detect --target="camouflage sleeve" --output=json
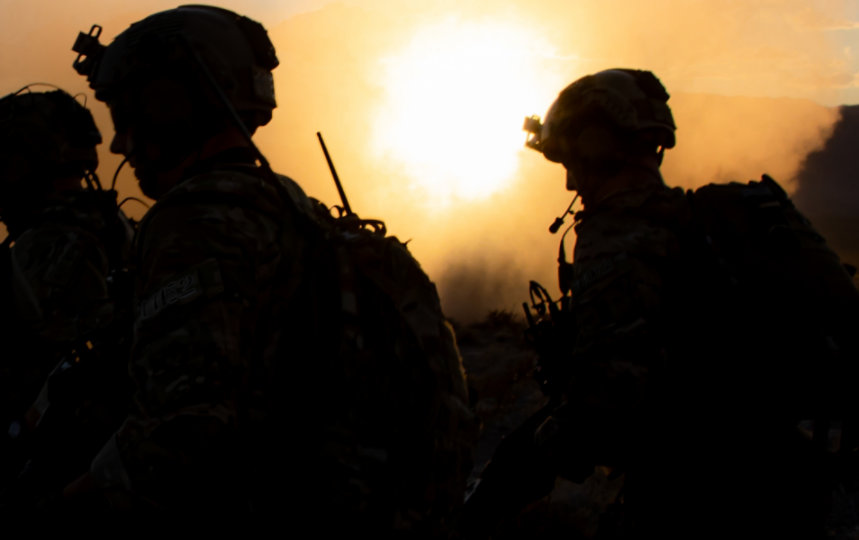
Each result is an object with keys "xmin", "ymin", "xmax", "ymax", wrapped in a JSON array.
[
  {"xmin": 556, "ymin": 206, "xmax": 681, "ymax": 456},
  {"xmin": 92, "ymin": 173, "xmax": 295, "ymax": 508},
  {"xmin": 4, "ymin": 223, "xmax": 114, "ymax": 421},
  {"xmin": 10, "ymin": 222, "xmax": 113, "ymax": 343}
]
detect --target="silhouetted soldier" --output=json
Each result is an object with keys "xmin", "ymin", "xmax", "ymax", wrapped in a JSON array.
[
  {"xmin": 464, "ymin": 68, "xmax": 859, "ymax": 538},
  {"xmin": 69, "ymin": 5, "xmax": 475, "ymax": 531},
  {"xmin": 0, "ymin": 87, "xmax": 134, "ymax": 508}
]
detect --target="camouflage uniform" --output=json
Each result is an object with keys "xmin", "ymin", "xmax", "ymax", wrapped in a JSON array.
[
  {"xmin": 537, "ymin": 176, "xmax": 859, "ymax": 538},
  {"xmin": 72, "ymin": 6, "xmax": 474, "ymax": 529},
  {"xmin": 0, "ymin": 189, "xmax": 133, "ymax": 506},
  {"xmin": 0, "ymin": 86, "xmax": 134, "ymax": 504},
  {"xmin": 9, "ymin": 191, "xmax": 124, "ymax": 346},
  {"xmin": 467, "ymin": 68, "xmax": 859, "ymax": 538},
  {"xmin": 88, "ymin": 157, "xmax": 475, "ymax": 532},
  {"xmin": 564, "ymin": 185, "xmax": 687, "ymax": 422},
  {"xmin": 84, "ymin": 158, "xmax": 294, "ymax": 508}
]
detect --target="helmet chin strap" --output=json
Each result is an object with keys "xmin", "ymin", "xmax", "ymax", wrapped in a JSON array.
[{"xmin": 178, "ymin": 36, "xmax": 276, "ymax": 183}]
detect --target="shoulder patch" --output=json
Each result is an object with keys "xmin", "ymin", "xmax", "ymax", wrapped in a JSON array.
[{"xmin": 138, "ymin": 259, "xmax": 224, "ymax": 322}]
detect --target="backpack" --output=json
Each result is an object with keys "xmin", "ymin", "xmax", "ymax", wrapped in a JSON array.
[
  {"xmin": 685, "ymin": 174, "xmax": 859, "ymax": 450},
  {"xmin": 269, "ymin": 176, "xmax": 476, "ymax": 532}
]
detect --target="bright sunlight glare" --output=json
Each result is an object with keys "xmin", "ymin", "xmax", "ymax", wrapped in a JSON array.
[{"xmin": 372, "ymin": 17, "xmax": 563, "ymax": 209}]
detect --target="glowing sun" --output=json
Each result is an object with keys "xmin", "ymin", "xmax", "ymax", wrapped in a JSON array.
[{"xmin": 372, "ymin": 17, "xmax": 560, "ymax": 209}]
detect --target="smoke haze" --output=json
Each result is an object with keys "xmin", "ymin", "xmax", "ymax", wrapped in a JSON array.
[{"xmin": 1, "ymin": 0, "xmax": 857, "ymax": 322}]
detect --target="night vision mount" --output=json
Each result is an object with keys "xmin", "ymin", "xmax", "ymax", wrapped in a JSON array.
[
  {"xmin": 523, "ymin": 114, "xmax": 543, "ymax": 152},
  {"xmin": 72, "ymin": 25, "xmax": 105, "ymax": 82},
  {"xmin": 522, "ymin": 113, "xmax": 579, "ymax": 235}
]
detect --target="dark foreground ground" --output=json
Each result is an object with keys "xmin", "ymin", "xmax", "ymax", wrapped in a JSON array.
[
  {"xmin": 453, "ymin": 311, "xmax": 626, "ymax": 538},
  {"xmin": 453, "ymin": 311, "xmax": 859, "ymax": 539}
]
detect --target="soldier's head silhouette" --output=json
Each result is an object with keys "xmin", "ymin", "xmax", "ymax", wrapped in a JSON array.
[
  {"xmin": 524, "ymin": 69, "xmax": 675, "ymax": 206},
  {"xmin": 72, "ymin": 5, "xmax": 279, "ymax": 199},
  {"xmin": 0, "ymin": 87, "xmax": 102, "ymax": 234}
]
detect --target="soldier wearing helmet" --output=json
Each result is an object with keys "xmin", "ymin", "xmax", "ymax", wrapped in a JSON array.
[
  {"xmin": 66, "ymin": 4, "xmax": 315, "ymax": 518},
  {"xmin": 71, "ymin": 4, "xmax": 279, "ymax": 200},
  {"xmin": 0, "ymin": 87, "xmax": 134, "ymax": 507},
  {"xmin": 67, "ymin": 5, "xmax": 470, "ymax": 530},
  {"xmin": 525, "ymin": 68, "xmax": 676, "ymax": 206},
  {"xmin": 464, "ymin": 69, "xmax": 859, "ymax": 538},
  {"xmin": 0, "ymin": 88, "xmax": 103, "ymax": 235}
]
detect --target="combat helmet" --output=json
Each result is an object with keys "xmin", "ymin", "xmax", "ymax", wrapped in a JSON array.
[
  {"xmin": 524, "ymin": 69, "xmax": 676, "ymax": 163},
  {"xmin": 0, "ymin": 87, "xmax": 101, "ymax": 187},
  {"xmin": 72, "ymin": 4, "xmax": 279, "ymax": 132}
]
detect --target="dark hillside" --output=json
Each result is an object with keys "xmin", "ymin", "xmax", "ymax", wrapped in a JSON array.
[{"xmin": 794, "ymin": 105, "xmax": 859, "ymax": 267}]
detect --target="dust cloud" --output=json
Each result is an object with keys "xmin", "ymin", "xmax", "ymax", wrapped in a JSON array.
[
  {"xmin": 256, "ymin": 1, "xmax": 852, "ymax": 321},
  {"xmin": 0, "ymin": 0, "xmax": 855, "ymax": 322}
]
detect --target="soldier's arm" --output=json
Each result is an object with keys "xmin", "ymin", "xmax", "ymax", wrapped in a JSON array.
[
  {"xmin": 10, "ymin": 223, "xmax": 113, "ymax": 344},
  {"xmin": 85, "ymin": 184, "xmax": 291, "ymax": 508}
]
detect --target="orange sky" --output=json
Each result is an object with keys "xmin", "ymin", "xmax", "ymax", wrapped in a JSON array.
[{"xmin": 1, "ymin": 0, "xmax": 857, "ymax": 321}]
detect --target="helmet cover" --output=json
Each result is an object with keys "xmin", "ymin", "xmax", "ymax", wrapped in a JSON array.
[
  {"xmin": 538, "ymin": 69, "xmax": 676, "ymax": 163},
  {"xmin": 0, "ymin": 88, "xmax": 101, "ymax": 183},
  {"xmin": 74, "ymin": 5, "xmax": 279, "ymax": 130}
]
